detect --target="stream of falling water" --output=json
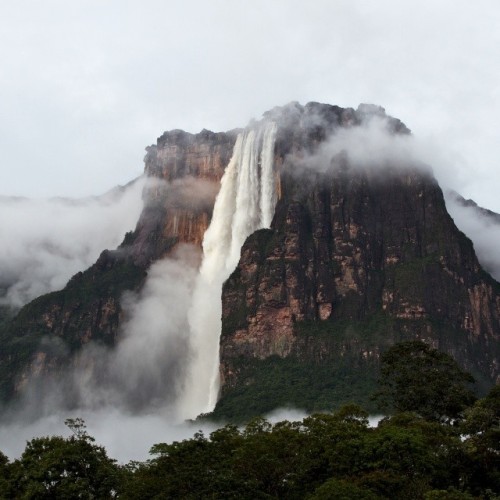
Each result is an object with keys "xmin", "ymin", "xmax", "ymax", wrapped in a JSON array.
[{"xmin": 178, "ymin": 121, "xmax": 278, "ymax": 419}]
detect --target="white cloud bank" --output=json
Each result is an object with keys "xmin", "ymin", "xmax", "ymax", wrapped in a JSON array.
[{"xmin": 0, "ymin": 178, "xmax": 145, "ymax": 308}]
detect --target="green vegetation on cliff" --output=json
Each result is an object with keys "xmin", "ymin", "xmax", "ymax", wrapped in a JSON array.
[
  {"xmin": 216, "ymin": 313, "xmax": 462, "ymax": 423},
  {"xmin": 0, "ymin": 253, "xmax": 146, "ymax": 403},
  {"xmin": 213, "ymin": 354, "xmax": 379, "ymax": 422}
]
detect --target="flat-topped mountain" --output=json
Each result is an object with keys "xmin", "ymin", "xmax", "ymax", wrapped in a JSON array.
[{"xmin": 1, "ymin": 102, "xmax": 498, "ymax": 421}]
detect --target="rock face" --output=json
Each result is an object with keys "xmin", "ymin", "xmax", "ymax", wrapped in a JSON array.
[
  {"xmin": 130, "ymin": 129, "xmax": 237, "ymax": 265},
  {"xmin": 0, "ymin": 129, "xmax": 237, "ymax": 401},
  {"xmin": 220, "ymin": 167, "xmax": 500, "ymax": 376}
]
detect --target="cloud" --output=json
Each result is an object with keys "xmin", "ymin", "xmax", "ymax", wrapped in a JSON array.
[
  {"xmin": 282, "ymin": 108, "xmax": 479, "ymax": 198},
  {"xmin": 445, "ymin": 194, "xmax": 500, "ymax": 281},
  {"xmin": 0, "ymin": 178, "xmax": 146, "ymax": 308},
  {"xmin": 281, "ymin": 110, "xmax": 500, "ymax": 287},
  {"xmin": 166, "ymin": 177, "xmax": 219, "ymax": 211},
  {"xmin": 283, "ymin": 111, "xmax": 427, "ymax": 180},
  {"xmin": 87, "ymin": 244, "xmax": 202, "ymax": 414},
  {"xmin": 1, "ymin": 0, "xmax": 499, "ymax": 214}
]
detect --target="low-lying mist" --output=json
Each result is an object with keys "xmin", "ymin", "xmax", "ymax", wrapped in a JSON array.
[
  {"xmin": 4, "ymin": 244, "xmax": 202, "ymax": 423},
  {"xmin": 0, "ymin": 406, "xmax": 383, "ymax": 464},
  {"xmin": 0, "ymin": 178, "xmax": 146, "ymax": 308}
]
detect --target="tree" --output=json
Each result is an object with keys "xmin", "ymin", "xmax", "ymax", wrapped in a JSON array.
[
  {"xmin": 376, "ymin": 341, "xmax": 476, "ymax": 423},
  {"xmin": 9, "ymin": 418, "xmax": 120, "ymax": 499},
  {"xmin": 310, "ymin": 478, "xmax": 381, "ymax": 499},
  {"xmin": 460, "ymin": 385, "xmax": 500, "ymax": 495},
  {"xmin": 0, "ymin": 450, "xmax": 14, "ymax": 498}
]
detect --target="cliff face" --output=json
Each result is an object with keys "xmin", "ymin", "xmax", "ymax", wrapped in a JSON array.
[
  {"xmin": 215, "ymin": 104, "xmax": 500, "ymax": 419},
  {"xmin": 0, "ymin": 129, "xmax": 237, "ymax": 401},
  {"xmin": 129, "ymin": 129, "xmax": 237, "ymax": 265}
]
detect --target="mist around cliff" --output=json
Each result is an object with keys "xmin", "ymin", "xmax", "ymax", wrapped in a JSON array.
[
  {"xmin": 0, "ymin": 176, "xmax": 221, "ymax": 449},
  {"xmin": 0, "ymin": 406, "xmax": 317, "ymax": 463},
  {"xmin": 1, "ymin": 243, "xmax": 202, "ymax": 425},
  {"xmin": 77, "ymin": 243, "xmax": 201, "ymax": 414},
  {"xmin": 287, "ymin": 111, "xmax": 430, "ymax": 176},
  {"xmin": 0, "ymin": 177, "xmax": 146, "ymax": 308},
  {"xmin": 445, "ymin": 194, "xmax": 500, "ymax": 281},
  {"xmin": 166, "ymin": 176, "xmax": 219, "ymax": 211},
  {"xmin": 1, "ymin": 111, "xmax": 500, "ymax": 463},
  {"xmin": 282, "ymin": 108, "xmax": 500, "ymax": 280}
]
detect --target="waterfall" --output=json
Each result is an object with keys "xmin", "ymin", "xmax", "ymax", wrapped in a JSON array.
[{"xmin": 178, "ymin": 121, "xmax": 278, "ymax": 418}]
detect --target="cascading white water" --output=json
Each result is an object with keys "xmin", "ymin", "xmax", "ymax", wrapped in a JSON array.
[{"xmin": 178, "ymin": 121, "xmax": 278, "ymax": 419}]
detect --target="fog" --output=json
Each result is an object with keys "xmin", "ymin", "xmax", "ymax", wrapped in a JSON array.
[
  {"xmin": 445, "ymin": 193, "xmax": 500, "ymax": 281},
  {"xmin": 0, "ymin": 406, "xmax": 382, "ymax": 464},
  {"xmin": 0, "ymin": 178, "xmax": 145, "ymax": 308},
  {"xmin": 287, "ymin": 107, "xmax": 482, "ymax": 203},
  {"xmin": 80, "ymin": 244, "xmax": 202, "ymax": 415},
  {"xmin": 0, "ymin": 408, "xmax": 219, "ymax": 463},
  {"xmin": 292, "ymin": 113, "xmax": 416, "ymax": 174},
  {"xmin": 4, "ymin": 244, "xmax": 203, "ymax": 424},
  {"xmin": 0, "ymin": 407, "xmax": 301, "ymax": 463},
  {"xmin": 308, "ymin": 112, "xmax": 500, "ymax": 281},
  {"xmin": 310, "ymin": 112, "xmax": 500, "ymax": 281}
]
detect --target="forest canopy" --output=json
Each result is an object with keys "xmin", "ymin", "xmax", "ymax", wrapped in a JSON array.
[{"xmin": 0, "ymin": 342, "xmax": 498, "ymax": 498}]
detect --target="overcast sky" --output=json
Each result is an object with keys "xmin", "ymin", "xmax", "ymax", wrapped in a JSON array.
[{"xmin": 1, "ymin": 1, "xmax": 499, "ymax": 210}]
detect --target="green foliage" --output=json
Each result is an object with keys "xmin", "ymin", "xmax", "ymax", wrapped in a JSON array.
[
  {"xmin": 0, "ymin": 305, "xmax": 15, "ymax": 333},
  {"xmin": 0, "ymin": 256, "xmax": 146, "ymax": 402},
  {"xmin": 376, "ymin": 341, "xmax": 476, "ymax": 423},
  {"xmin": 2, "ymin": 392, "xmax": 500, "ymax": 498},
  {"xmin": 216, "ymin": 313, "xmax": 406, "ymax": 422},
  {"xmin": 119, "ymin": 399, "xmax": 500, "ymax": 498},
  {"xmin": 295, "ymin": 312, "xmax": 395, "ymax": 345},
  {"xmin": 5, "ymin": 419, "xmax": 120, "ymax": 499},
  {"xmin": 212, "ymin": 354, "xmax": 380, "ymax": 422},
  {"xmin": 424, "ymin": 489, "xmax": 475, "ymax": 499},
  {"xmin": 0, "ymin": 450, "xmax": 13, "ymax": 498},
  {"xmin": 310, "ymin": 478, "xmax": 382, "ymax": 499},
  {"xmin": 459, "ymin": 384, "xmax": 500, "ymax": 495}
]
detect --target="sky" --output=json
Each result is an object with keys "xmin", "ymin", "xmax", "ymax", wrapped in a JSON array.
[{"xmin": 1, "ymin": 1, "xmax": 500, "ymax": 210}]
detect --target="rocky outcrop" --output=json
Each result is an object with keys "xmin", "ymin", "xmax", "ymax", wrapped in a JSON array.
[{"xmin": 126, "ymin": 129, "xmax": 237, "ymax": 266}]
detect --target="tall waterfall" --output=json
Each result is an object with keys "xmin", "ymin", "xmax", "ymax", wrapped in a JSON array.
[{"xmin": 178, "ymin": 121, "xmax": 278, "ymax": 419}]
